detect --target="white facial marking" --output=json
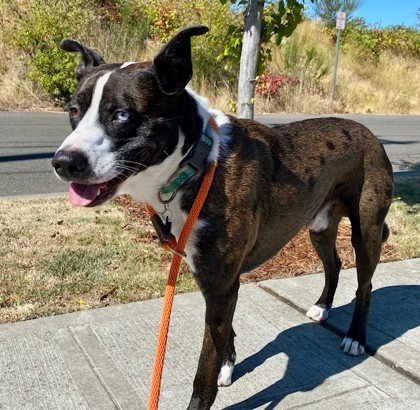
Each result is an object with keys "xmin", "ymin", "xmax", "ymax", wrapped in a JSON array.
[
  {"xmin": 78, "ymin": 72, "xmax": 112, "ymax": 129},
  {"xmin": 57, "ymin": 71, "xmax": 117, "ymax": 183}
]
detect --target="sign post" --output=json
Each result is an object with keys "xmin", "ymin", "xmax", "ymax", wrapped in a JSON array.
[{"xmin": 330, "ymin": 11, "xmax": 346, "ymax": 111}]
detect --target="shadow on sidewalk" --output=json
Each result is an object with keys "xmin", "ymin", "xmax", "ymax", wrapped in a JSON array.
[{"xmin": 225, "ymin": 285, "xmax": 420, "ymax": 410}]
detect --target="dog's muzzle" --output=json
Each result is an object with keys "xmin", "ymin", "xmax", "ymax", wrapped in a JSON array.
[
  {"xmin": 52, "ymin": 149, "xmax": 90, "ymax": 181},
  {"xmin": 51, "ymin": 149, "xmax": 130, "ymax": 207}
]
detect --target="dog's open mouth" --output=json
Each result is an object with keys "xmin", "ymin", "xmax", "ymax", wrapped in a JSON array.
[{"xmin": 69, "ymin": 175, "xmax": 128, "ymax": 207}]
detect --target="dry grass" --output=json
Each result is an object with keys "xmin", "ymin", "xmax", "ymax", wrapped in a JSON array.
[
  {"xmin": 263, "ymin": 21, "xmax": 420, "ymax": 115},
  {"xmin": 255, "ymin": 86, "xmax": 331, "ymax": 114},
  {"xmin": 0, "ymin": 67, "xmax": 53, "ymax": 111},
  {"xmin": 0, "ymin": 44, "xmax": 53, "ymax": 111},
  {"xmin": 0, "ymin": 198, "xmax": 197, "ymax": 323},
  {"xmin": 386, "ymin": 174, "xmax": 420, "ymax": 258},
  {"xmin": 335, "ymin": 51, "xmax": 420, "ymax": 114}
]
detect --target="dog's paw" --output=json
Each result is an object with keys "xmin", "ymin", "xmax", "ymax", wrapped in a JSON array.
[
  {"xmin": 217, "ymin": 360, "xmax": 234, "ymax": 387},
  {"xmin": 306, "ymin": 305, "xmax": 329, "ymax": 322},
  {"xmin": 341, "ymin": 337, "xmax": 365, "ymax": 356}
]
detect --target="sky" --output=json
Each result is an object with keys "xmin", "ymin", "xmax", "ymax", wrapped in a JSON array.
[
  {"xmin": 307, "ymin": 0, "xmax": 419, "ymax": 28},
  {"xmin": 352, "ymin": 0, "xmax": 419, "ymax": 28}
]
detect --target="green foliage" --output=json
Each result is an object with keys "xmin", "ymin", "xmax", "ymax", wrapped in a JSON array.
[
  {"xmin": 138, "ymin": 0, "xmax": 240, "ymax": 88},
  {"xmin": 95, "ymin": 0, "xmax": 153, "ymax": 61},
  {"xmin": 276, "ymin": 32, "xmax": 331, "ymax": 83},
  {"xmin": 218, "ymin": 0, "xmax": 308, "ymax": 75},
  {"xmin": 0, "ymin": 0, "xmax": 160, "ymax": 101},
  {"xmin": 0, "ymin": 0, "xmax": 318, "ymax": 102},
  {"xmin": 324, "ymin": 18, "xmax": 420, "ymax": 62},
  {"xmin": 1, "ymin": 0, "xmax": 96, "ymax": 100}
]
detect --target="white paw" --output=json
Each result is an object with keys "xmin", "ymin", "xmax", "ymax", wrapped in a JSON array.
[
  {"xmin": 217, "ymin": 360, "xmax": 234, "ymax": 387},
  {"xmin": 341, "ymin": 337, "xmax": 365, "ymax": 356},
  {"xmin": 306, "ymin": 305, "xmax": 329, "ymax": 322}
]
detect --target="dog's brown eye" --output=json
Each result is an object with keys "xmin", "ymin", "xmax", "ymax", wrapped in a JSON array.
[{"xmin": 69, "ymin": 106, "xmax": 79, "ymax": 118}]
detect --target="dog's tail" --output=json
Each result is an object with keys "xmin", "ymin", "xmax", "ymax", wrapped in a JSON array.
[{"xmin": 382, "ymin": 222, "xmax": 390, "ymax": 243}]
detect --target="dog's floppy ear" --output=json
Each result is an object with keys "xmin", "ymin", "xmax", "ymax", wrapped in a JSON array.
[
  {"xmin": 60, "ymin": 39, "xmax": 105, "ymax": 81},
  {"xmin": 152, "ymin": 26, "xmax": 209, "ymax": 95}
]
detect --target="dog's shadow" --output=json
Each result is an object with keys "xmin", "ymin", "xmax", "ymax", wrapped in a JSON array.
[{"xmin": 224, "ymin": 285, "xmax": 420, "ymax": 410}]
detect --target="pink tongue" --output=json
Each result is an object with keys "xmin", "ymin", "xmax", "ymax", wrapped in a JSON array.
[{"xmin": 69, "ymin": 182, "xmax": 105, "ymax": 206}]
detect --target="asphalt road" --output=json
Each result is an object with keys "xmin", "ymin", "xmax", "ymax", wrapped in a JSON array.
[
  {"xmin": 0, "ymin": 112, "xmax": 419, "ymax": 198},
  {"xmin": 0, "ymin": 112, "xmax": 70, "ymax": 197}
]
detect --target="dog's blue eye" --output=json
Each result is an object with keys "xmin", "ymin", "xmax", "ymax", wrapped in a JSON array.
[{"xmin": 114, "ymin": 111, "xmax": 130, "ymax": 122}]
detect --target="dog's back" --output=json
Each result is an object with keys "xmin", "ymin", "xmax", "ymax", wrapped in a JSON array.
[{"xmin": 215, "ymin": 116, "xmax": 393, "ymax": 272}]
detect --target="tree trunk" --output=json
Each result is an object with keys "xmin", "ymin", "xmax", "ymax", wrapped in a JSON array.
[{"xmin": 237, "ymin": 0, "xmax": 265, "ymax": 119}]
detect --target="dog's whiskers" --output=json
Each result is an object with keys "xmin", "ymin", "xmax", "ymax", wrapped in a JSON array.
[
  {"xmin": 115, "ymin": 160, "xmax": 148, "ymax": 170},
  {"xmin": 115, "ymin": 165, "xmax": 138, "ymax": 173}
]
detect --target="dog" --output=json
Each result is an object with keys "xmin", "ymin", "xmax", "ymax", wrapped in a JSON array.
[{"xmin": 52, "ymin": 26, "xmax": 394, "ymax": 409}]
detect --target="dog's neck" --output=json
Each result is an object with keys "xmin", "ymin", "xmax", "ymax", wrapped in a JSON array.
[{"xmin": 120, "ymin": 89, "xmax": 226, "ymax": 225}]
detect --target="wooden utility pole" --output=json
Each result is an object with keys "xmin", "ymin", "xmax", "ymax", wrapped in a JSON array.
[{"xmin": 237, "ymin": 0, "xmax": 265, "ymax": 119}]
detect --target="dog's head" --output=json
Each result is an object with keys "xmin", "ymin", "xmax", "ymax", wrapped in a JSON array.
[{"xmin": 52, "ymin": 26, "xmax": 209, "ymax": 206}]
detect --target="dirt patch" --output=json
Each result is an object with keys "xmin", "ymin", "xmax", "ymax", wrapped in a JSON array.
[{"xmin": 116, "ymin": 196, "xmax": 400, "ymax": 284}]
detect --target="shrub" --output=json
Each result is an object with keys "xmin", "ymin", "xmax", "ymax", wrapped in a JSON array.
[
  {"xmin": 1, "ymin": 0, "xmax": 153, "ymax": 102},
  {"xmin": 324, "ymin": 18, "xmax": 420, "ymax": 62},
  {"xmin": 273, "ymin": 27, "xmax": 332, "ymax": 94},
  {"xmin": 88, "ymin": 0, "xmax": 153, "ymax": 64},
  {"xmin": 1, "ymin": 0, "xmax": 238, "ymax": 101},
  {"xmin": 256, "ymin": 74, "xmax": 299, "ymax": 97},
  {"xmin": 1, "ymin": 0, "xmax": 98, "ymax": 101},
  {"xmin": 138, "ymin": 0, "xmax": 240, "ymax": 89}
]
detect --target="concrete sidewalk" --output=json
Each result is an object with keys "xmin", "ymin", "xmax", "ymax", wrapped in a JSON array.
[{"xmin": 0, "ymin": 259, "xmax": 419, "ymax": 409}]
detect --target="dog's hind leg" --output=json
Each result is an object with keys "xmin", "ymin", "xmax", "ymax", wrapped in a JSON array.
[
  {"xmin": 342, "ymin": 172, "xmax": 393, "ymax": 356},
  {"xmin": 307, "ymin": 202, "xmax": 344, "ymax": 322}
]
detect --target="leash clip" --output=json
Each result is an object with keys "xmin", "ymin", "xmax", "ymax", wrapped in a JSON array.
[
  {"xmin": 150, "ymin": 212, "xmax": 187, "ymax": 257},
  {"xmin": 150, "ymin": 213, "xmax": 173, "ymax": 243}
]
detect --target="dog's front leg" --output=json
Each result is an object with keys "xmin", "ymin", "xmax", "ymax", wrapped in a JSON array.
[{"xmin": 188, "ymin": 284, "xmax": 239, "ymax": 410}]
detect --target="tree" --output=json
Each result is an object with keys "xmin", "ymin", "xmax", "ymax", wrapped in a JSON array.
[
  {"xmin": 237, "ymin": 0, "xmax": 265, "ymax": 119},
  {"xmin": 220, "ymin": 0, "xmax": 309, "ymax": 119},
  {"xmin": 312, "ymin": 0, "xmax": 365, "ymax": 27}
]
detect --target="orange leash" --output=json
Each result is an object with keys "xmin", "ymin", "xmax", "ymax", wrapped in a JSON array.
[{"xmin": 147, "ymin": 159, "xmax": 217, "ymax": 410}]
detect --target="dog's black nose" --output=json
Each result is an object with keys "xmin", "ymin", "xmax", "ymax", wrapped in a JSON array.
[{"xmin": 52, "ymin": 150, "xmax": 89, "ymax": 180}]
